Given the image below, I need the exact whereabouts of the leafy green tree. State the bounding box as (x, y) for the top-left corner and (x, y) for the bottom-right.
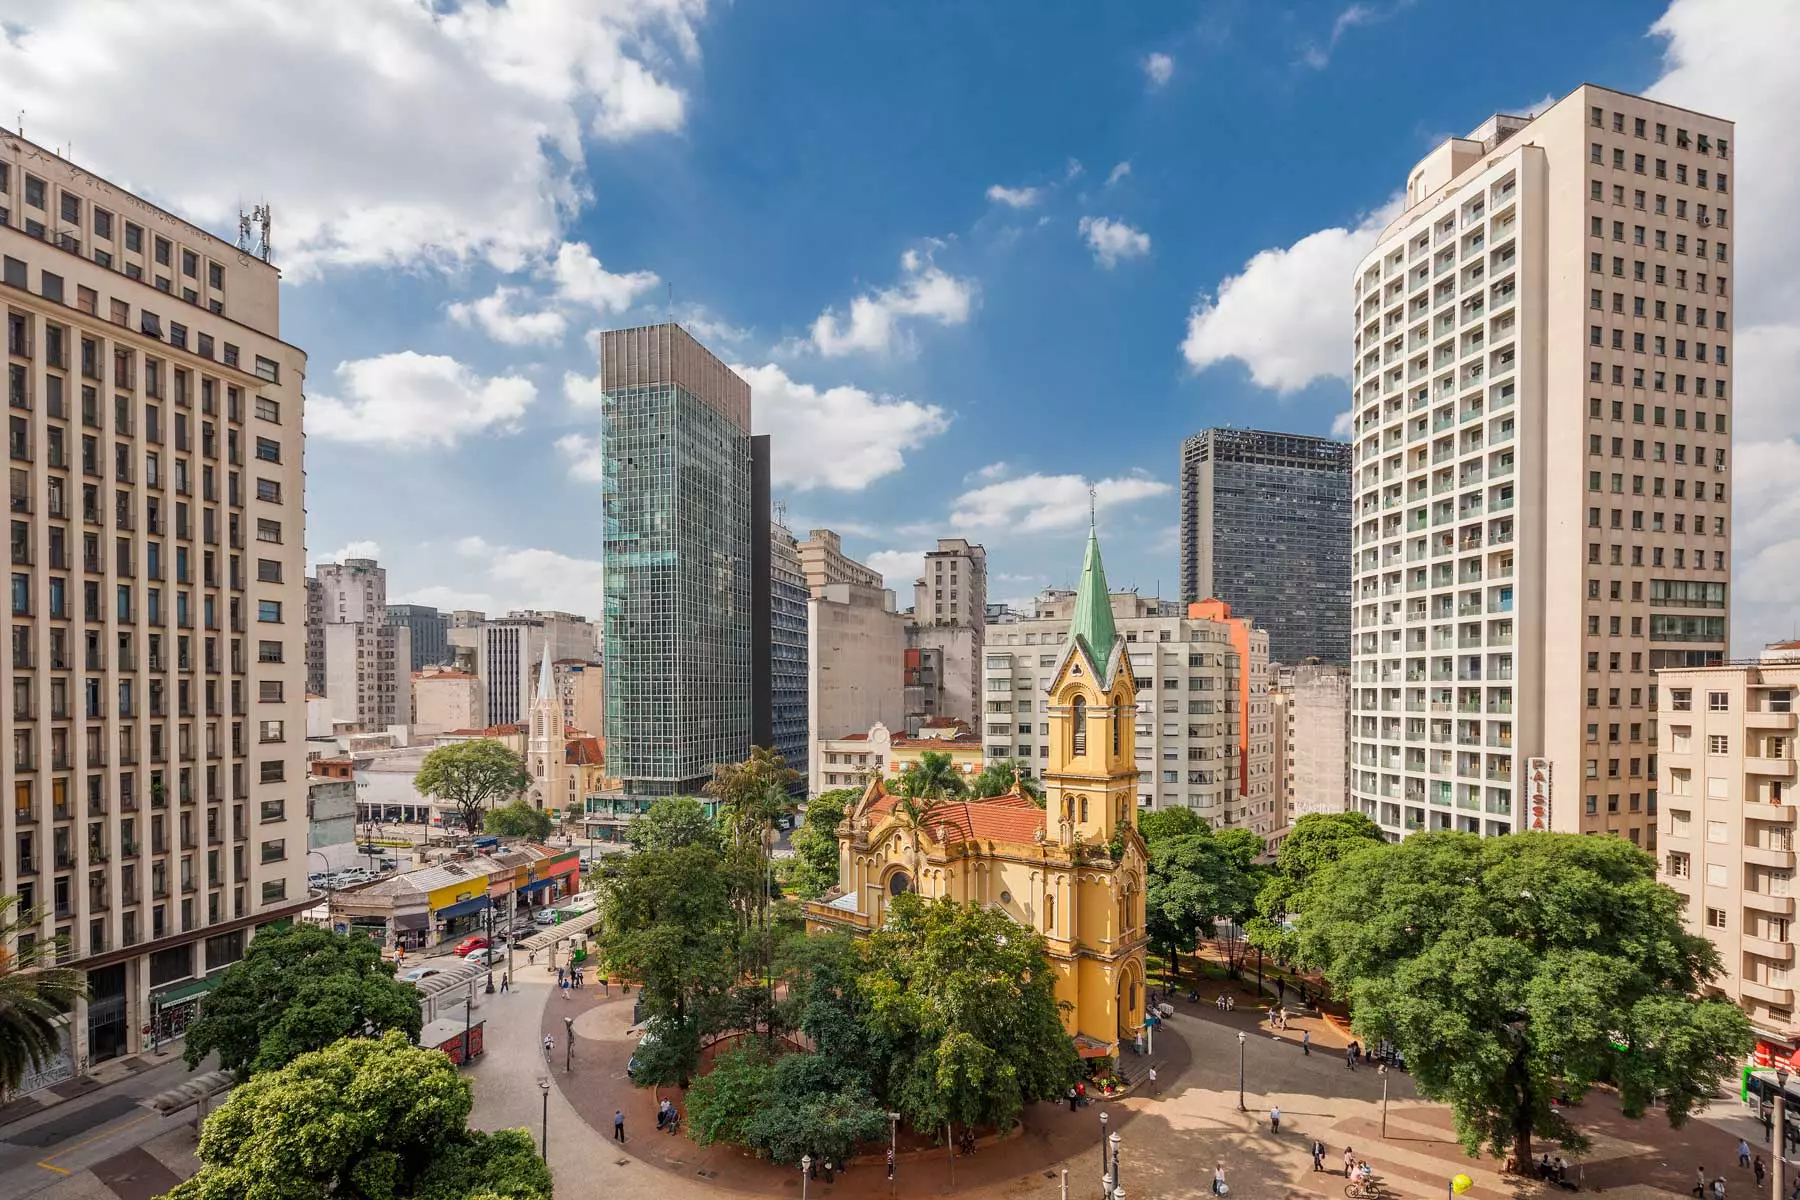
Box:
(861, 894), (1077, 1135)
(1137, 806), (1207, 845)
(1292, 831), (1753, 1168)
(686, 1047), (888, 1164)
(787, 789), (855, 900)
(600, 837), (735, 1086)
(626, 796), (721, 854)
(1249, 811), (1386, 960)
(1145, 827), (1261, 975)
(415, 740), (531, 837)
(164, 1031), (549, 1200)
(0, 895), (84, 1095)
(182, 925), (422, 1081)
(968, 759), (1043, 806)
(483, 797), (553, 841)
(897, 751), (967, 802)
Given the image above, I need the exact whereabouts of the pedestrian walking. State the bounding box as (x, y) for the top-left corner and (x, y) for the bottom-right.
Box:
(1134, 1031), (1145, 1056)
(1302, 1029), (1311, 1055)
(1270, 1105), (1281, 1135)
(1311, 1140), (1326, 1172)
(1739, 1139), (1752, 1169)
(1756, 1157), (1767, 1188)
(1148, 1066), (1158, 1092)
(560, 977), (571, 1001)
(886, 1148), (895, 1180)
(1695, 1166), (1709, 1198)
(1067, 1086), (1078, 1112)
(1712, 1175), (1727, 1200)
(528, 949), (536, 966)
(824, 1159), (836, 1183)
(614, 1109), (626, 1142)
(543, 1035), (553, 1063)
(657, 1099), (669, 1130)
(600, 976), (609, 996)
(556, 966), (565, 985)
(1344, 1147), (1356, 1178)
(500, 972), (510, 993)
(1225, 995), (1235, 1012)
(1212, 1163), (1228, 1196)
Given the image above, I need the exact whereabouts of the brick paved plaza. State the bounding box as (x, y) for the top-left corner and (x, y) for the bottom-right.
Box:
(464, 964), (1783, 1200)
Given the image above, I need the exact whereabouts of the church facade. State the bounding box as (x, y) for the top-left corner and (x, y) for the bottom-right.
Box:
(804, 525), (1149, 1057)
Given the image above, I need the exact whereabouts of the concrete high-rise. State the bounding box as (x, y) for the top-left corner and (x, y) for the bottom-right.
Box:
(310, 557), (409, 731)
(599, 324), (752, 796)
(765, 517), (809, 781)
(1270, 662), (1351, 824)
(1180, 429), (1351, 665)
(799, 529), (905, 794)
(386, 602), (448, 672)
(478, 610), (595, 729)
(0, 137), (310, 1081)
(1348, 86), (1734, 843)
(907, 538), (987, 727)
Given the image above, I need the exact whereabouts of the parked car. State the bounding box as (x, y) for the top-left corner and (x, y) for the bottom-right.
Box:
(454, 936), (489, 957)
(463, 948), (502, 968)
(533, 909), (558, 926)
(401, 967), (443, 982)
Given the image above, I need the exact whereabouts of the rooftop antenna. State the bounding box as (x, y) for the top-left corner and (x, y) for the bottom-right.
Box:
(1088, 485), (1097, 529)
(255, 203), (273, 264)
(15, 111), (21, 136)
(666, 280), (673, 326)
(237, 208), (253, 254)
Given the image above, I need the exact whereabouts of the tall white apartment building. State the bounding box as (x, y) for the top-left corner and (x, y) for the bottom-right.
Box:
(980, 591), (1276, 832)
(311, 557), (410, 731)
(1349, 85), (1734, 843)
(479, 610), (597, 728)
(1, 136), (309, 1081)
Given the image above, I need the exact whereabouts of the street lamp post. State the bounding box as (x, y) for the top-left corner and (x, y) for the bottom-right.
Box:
(1379, 1064), (1390, 1138)
(1099, 1110), (1109, 1181)
(1102, 1172), (1113, 1200)
(801, 1156), (812, 1200)
(539, 1079), (550, 1160)
(1109, 1131), (1121, 1194)
(564, 1015), (574, 1073)
(888, 1111), (900, 1191)
(1237, 1031), (1248, 1112)
(1777, 1068), (1791, 1200)
(484, 902), (496, 994)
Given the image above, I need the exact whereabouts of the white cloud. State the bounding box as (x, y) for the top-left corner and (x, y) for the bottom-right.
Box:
(1179, 197), (1400, 392)
(310, 540), (383, 568)
(0, 0), (706, 278)
(1641, 0), (1800, 651)
(950, 473), (1172, 534)
(309, 352), (535, 449)
(555, 433), (607, 483)
(676, 305), (751, 346)
(1105, 161), (1132, 187)
(1142, 52), (1174, 88)
(1301, 1), (1414, 69)
(808, 251), (977, 357)
(447, 285), (569, 345)
(739, 364), (951, 491)
(985, 183), (1043, 209)
(971, 461), (1011, 482)
(552, 241), (662, 312)
(403, 537), (605, 618)
(866, 550), (927, 592)
(1078, 216), (1151, 268)
(1330, 409), (1355, 439)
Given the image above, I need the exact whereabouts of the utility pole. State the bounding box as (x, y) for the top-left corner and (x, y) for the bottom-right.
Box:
(1777, 1068), (1790, 1200)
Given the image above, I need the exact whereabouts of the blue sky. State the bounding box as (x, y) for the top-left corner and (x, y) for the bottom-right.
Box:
(4, 0), (1797, 646)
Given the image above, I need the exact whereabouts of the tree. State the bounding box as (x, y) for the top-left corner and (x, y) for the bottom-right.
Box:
(626, 796), (722, 854)
(861, 894), (1078, 1135)
(787, 789), (855, 900)
(415, 740), (531, 837)
(182, 925), (421, 1081)
(1137, 806), (1207, 845)
(968, 759), (1043, 806)
(897, 751), (966, 803)
(1291, 831), (1753, 1169)
(600, 836), (736, 1086)
(1249, 811), (1386, 961)
(164, 1031), (550, 1200)
(0, 895), (84, 1096)
(686, 1047), (888, 1164)
(484, 798), (552, 841)
(1145, 828), (1261, 974)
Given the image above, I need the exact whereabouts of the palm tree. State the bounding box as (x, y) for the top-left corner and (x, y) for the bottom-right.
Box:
(888, 787), (942, 894)
(0, 895), (85, 1097)
(897, 750), (966, 804)
(968, 758), (1044, 806)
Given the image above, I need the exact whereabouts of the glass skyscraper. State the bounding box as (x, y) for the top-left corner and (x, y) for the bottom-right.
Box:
(1180, 428), (1352, 665)
(600, 324), (753, 795)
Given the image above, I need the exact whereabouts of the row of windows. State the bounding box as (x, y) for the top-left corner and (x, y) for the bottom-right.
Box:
(1588, 141), (1729, 191)
(1588, 107), (1728, 160)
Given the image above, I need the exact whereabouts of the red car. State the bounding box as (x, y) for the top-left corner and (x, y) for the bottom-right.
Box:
(454, 937), (489, 957)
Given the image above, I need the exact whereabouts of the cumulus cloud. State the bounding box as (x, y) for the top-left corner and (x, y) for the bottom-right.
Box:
(309, 352), (535, 449)
(1105, 161), (1132, 187)
(1301, 1), (1415, 69)
(950, 472), (1172, 534)
(447, 285), (569, 345)
(406, 536), (606, 618)
(986, 183), (1043, 209)
(0, 0), (707, 278)
(552, 241), (663, 313)
(310, 540), (383, 568)
(866, 550), (928, 591)
(555, 433), (607, 483)
(808, 250), (976, 357)
(1142, 52), (1174, 88)
(738, 363), (952, 490)
(1079, 216), (1152, 268)
(1179, 197), (1400, 392)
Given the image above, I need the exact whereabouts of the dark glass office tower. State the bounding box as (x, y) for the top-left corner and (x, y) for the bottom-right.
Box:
(387, 603), (449, 671)
(1180, 428), (1351, 664)
(600, 324), (754, 795)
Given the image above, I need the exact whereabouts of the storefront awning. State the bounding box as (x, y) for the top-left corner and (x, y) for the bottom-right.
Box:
(392, 913), (430, 931)
(152, 973), (223, 1009)
(434, 896), (492, 920)
(516, 878), (555, 895)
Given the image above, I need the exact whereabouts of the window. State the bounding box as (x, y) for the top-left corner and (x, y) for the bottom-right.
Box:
(1708, 691), (1730, 711)
(255, 519), (281, 544)
(258, 760), (285, 783)
(256, 600), (281, 623)
(254, 397), (279, 423)
(255, 558), (282, 583)
(1705, 908), (1727, 929)
(252, 356), (279, 383)
(208, 263), (224, 290)
(255, 478), (280, 503)
(1708, 734), (1729, 755)
(254, 437), (279, 463)
(23, 175), (44, 209)
(261, 879), (287, 905)
(258, 680), (284, 703)
(258, 720), (284, 743)
(1071, 696), (1087, 755)
(256, 640), (283, 663)
(154, 236), (171, 266)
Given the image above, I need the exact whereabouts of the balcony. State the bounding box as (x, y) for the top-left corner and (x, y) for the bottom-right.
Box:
(1749, 757), (1798, 779)
(1742, 978), (1795, 1006)
(1745, 937), (1797, 965)
(1745, 844), (1797, 870)
(1748, 710), (1799, 733)
(1743, 892), (1797, 917)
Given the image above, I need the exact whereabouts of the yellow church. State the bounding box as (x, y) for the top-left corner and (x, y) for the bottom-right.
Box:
(804, 523), (1149, 1058)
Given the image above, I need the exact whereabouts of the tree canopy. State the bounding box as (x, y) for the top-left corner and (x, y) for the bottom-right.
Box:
(787, 789), (854, 900)
(0, 895), (84, 1095)
(415, 740), (531, 836)
(484, 798), (552, 842)
(625, 796), (722, 854)
(164, 1031), (550, 1200)
(1248, 811), (1386, 959)
(896, 751), (966, 801)
(182, 925), (421, 1081)
(968, 759), (1043, 806)
(1291, 831), (1753, 1166)
(1137, 806), (1208, 845)
(1144, 825), (1262, 970)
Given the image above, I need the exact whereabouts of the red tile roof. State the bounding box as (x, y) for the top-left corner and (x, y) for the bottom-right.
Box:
(865, 786), (1044, 846)
(565, 736), (605, 766)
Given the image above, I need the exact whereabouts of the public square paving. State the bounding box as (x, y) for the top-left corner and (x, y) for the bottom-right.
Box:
(467, 963), (1785, 1200)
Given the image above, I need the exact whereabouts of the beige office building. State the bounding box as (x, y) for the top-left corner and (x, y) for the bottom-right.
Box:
(1, 136), (310, 1082)
(1349, 84), (1734, 843)
(906, 538), (988, 728)
(1273, 662), (1351, 825)
(980, 591), (1276, 832)
(1658, 646), (1800, 1047)
(798, 529), (905, 794)
(411, 666), (484, 738)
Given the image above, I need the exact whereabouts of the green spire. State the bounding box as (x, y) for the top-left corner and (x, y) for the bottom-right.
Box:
(1068, 518), (1117, 667)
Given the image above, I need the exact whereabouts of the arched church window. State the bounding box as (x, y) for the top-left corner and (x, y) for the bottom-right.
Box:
(1080, 796), (1089, 823)
(1112, 701), (1121, 755)
(1045, 893), (1056, 932)
(1072, 697), (1087, 754)
(1063, 797), (1074, 824)
(889, 872), (911, 895)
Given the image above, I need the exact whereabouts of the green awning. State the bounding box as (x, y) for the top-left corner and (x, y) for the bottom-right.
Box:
(152, 973), (224, 1008)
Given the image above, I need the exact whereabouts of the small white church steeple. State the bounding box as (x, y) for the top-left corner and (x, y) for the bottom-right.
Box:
(527, 646), (563, 812)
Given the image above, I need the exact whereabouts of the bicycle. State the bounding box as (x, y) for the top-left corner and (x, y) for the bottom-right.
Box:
(1345, 1178), (1386, 1200)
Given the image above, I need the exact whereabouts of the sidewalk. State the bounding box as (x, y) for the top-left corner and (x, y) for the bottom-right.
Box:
(0, 1043), (189, 1132)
